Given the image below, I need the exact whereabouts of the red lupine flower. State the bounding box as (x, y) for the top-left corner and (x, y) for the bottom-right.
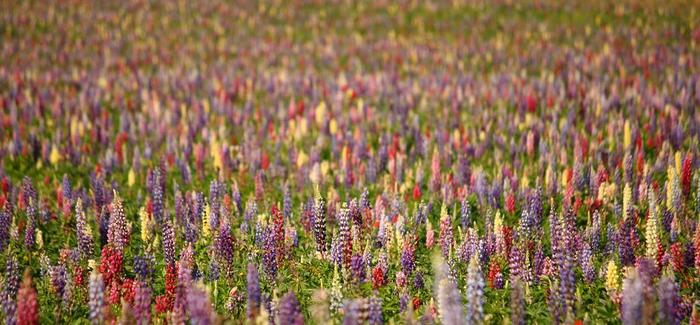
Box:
(17, 270), (38, 325)
(505, 194), (516, 214)
(670, 243), (684, 274)
(372, 266), (385, 289)
(681, 154), (693, 196)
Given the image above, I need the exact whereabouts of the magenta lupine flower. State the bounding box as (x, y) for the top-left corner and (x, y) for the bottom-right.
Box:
(247, 263), (261, 319)
(510, 278), (525, 325)
(133, 281), (151, 325)
(278, 292), (304, 325)
(88, 270), (104, 325)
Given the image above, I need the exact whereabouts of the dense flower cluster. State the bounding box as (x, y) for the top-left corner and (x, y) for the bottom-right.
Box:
(0, 1), (699, 323)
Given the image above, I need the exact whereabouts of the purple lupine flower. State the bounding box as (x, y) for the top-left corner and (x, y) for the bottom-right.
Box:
(313, 195), (327, 255)
(588, 210), (601, 252)
(460, 198), (471, 229)
(579, 246), (595, 284)
(465, 256), (484, 324)
(283, 185), (292, 221)
(413, 271), (424, 291)
(208, 260), (220, 282)
(162, 218), (176, 265)
(278, 292), (304, 325)
(262, 227), (278, 280)
(50, 264), (67, 301)
(2, 257), (20, 325)
(133, 281), (151, 325)
(188, 286), (214, 324)
(0, 203), (11, 253)
(209, 180), (221, 232)
(231, 181), (242, 215)
(151, 169), (164, 224)
(24, 199), (36, 248)
(338, 204), (351, 269)
(519, 209), (535, 241)
(351, 253), (366, 283)
(439, 213), (454, 258)
(622, 270), (644, 325)
(216, 218), (234, 265)
(401, 239), (416, 277)
(75, 200), (93, 258)
(510, 278), (525, 325)
(368, 295), (383, 325)
(434, 256), (464, 325)
(657, 275), (680, 325)
(509, 242), (526, 283)
(108, 193), (128, 252)
(88, 270), (105, 325)
(133, 255), (154, 281)
(532, 245), (544, 283)
(98, 206), (110, 248)
(343, 299), (362, 324)
(330, 235), (343, 267)
(247, 263), (261, 319)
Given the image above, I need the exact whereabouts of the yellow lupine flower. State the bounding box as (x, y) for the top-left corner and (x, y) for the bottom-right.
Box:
(622, 183), (631, 219)
(49, 145), (61, 165)
(623, 120), (631, 150)
(140, 206), (153, 243)
(36, 229), (43, 249)
(315, 101), (327, 126)
(605, 260), (620, 294)
(127, 168), (136, 187)
(202, 203), (211, 238)
(666, 166), (676, 211)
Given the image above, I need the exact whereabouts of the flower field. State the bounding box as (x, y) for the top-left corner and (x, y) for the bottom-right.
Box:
(1, 0), (700, 324)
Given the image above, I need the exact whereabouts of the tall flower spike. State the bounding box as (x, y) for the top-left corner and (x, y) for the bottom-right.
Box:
(17, 270), (38, 325)
(465, 255), (484, 324)
(433, 254), (464, 325)
(511, 278), (525, 325)
(646, 190), (659, 261)
(76, 199), (94, 258)
(2, 257), (20, 325)
(108, 191), (128, 252)
(439, 203), (454, 258)
(133, 281), (151, 325)
(621, 270), (644, 325)
(278, 292), (304, 325)
(247, 263), (261, 320)
(313, 185), (327, 255)
(657, 275), (680, 325)
(88, 270), (105, 325)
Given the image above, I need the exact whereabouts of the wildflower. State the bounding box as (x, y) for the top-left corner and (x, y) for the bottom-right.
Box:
(17, 270), (38, 325)
(511, 278), (525, 325)
(76, 199), (94, 258)
(466, 256), (484, 324)
(313, 187), (327, 255)
(621, 270), (644, 325)
(278, 292), (304, 325)
(433, 255), (464, 325)
(658, 275), (680, 325)
(133, 281), (151, 325)
(439, 203), (454, 258)
(247, 263), (261, 319)
(2, 257), (20, 325)
(108, 191), (128, 252)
